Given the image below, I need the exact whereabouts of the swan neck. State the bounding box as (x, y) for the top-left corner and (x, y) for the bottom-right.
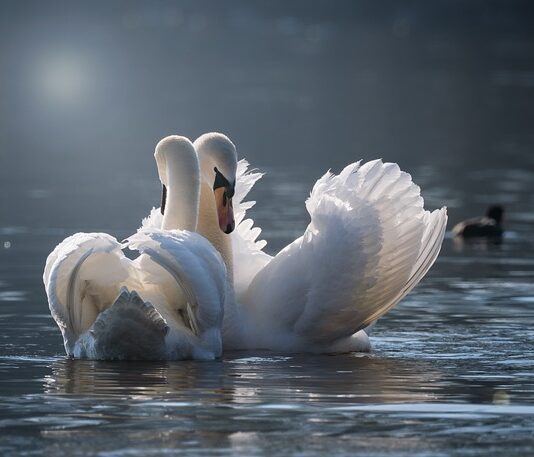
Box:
(161, 153), (200, 232)
(197, 180), (233, 282)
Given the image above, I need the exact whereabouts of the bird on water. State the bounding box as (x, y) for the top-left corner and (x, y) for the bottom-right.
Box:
(452, 205), (504, 239)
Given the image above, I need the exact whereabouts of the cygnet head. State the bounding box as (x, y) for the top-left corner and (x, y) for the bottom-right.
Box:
(154, 135), (200, 231)
(194, 133), (238, 234)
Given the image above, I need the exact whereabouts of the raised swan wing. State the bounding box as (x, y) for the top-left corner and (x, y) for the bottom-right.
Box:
(244, 159), (447, 347)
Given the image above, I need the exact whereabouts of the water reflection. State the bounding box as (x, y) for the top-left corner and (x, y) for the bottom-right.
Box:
(452, 235), (504, 252)
(0, 353), (524, 457)
(44, 354), (444, 405)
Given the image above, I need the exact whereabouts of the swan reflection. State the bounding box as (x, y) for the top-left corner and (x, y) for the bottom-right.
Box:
(44, 353), (445, 405)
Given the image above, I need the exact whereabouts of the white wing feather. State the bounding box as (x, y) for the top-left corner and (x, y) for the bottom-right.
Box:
(44, 228), (227, 359)
(231, 159), (272, 297)
(127, 229), (227, 341)
(141, 207), (164, 230)
(44, 233), (130, 354)
(244, 159), (447, 346)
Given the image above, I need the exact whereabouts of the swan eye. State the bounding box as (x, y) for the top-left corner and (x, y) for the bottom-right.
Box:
(227, 180), (235, 199)
(213, 167), (230, 190)
(213, 168), (235, 202)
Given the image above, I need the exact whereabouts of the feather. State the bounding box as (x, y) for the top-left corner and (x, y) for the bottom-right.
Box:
(43, 229), (227, 360)
(240, 160), (447, 352)
(231, 159), (272, 298)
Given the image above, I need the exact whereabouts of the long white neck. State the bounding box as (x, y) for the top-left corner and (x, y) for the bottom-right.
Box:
(196, 180), (233, 283)
(193, 133), (237, 282)
(158, 140), (200, 232)
(196, 177), (238, 343)
(193, 132), (240, 343)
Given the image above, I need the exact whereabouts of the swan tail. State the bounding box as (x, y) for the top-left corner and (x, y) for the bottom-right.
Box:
(44, 233), (129, 355)
(247, 159), (447, 347)
(80, 288), (169, 360)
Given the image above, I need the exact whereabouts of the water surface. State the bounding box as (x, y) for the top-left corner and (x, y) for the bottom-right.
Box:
(1, 161), (533, 456)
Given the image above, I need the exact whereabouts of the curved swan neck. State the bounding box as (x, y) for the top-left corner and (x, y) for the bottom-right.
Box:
(156, 136), (200, 232)
(193, 133), (238, 281)
(197, 180), (233, 282)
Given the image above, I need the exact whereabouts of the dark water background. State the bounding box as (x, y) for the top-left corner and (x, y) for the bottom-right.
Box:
(1, 1), (534, 456)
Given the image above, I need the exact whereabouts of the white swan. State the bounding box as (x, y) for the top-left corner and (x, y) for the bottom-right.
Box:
(144, 133), (448, 353)
(44, 137), (228, 360)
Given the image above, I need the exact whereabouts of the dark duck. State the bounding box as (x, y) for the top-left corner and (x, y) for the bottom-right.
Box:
(452, 205), (504, 239)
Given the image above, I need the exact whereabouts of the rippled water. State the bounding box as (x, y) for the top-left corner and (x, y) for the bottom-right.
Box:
(1, 159), (534, 456)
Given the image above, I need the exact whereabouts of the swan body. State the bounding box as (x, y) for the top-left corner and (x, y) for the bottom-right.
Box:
(44, 137), (228, 360)
(146, 133), (448, 354)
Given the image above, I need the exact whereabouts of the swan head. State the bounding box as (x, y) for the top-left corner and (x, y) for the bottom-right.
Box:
(154, 135), (200, 231)
(194, 132), (237, 234)
(154, 135), (197, 186)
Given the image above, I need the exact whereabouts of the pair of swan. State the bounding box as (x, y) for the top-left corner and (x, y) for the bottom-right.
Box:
(44, 133), (447, 360)
(43, 138), (228, 360)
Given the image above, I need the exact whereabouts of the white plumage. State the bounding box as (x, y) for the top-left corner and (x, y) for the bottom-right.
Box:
(146, 133), (447, 353)
(225, 157), (447, 352)
(43, 136), (228, 360)
(45, 131), (447, 359)
(230, 160), (271, 297)
(44, 229), (227, 360)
